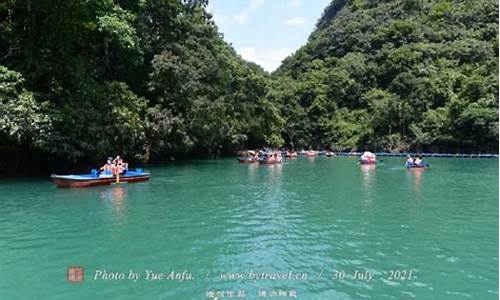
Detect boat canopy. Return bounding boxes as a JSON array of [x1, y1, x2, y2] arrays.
[[361, 151, 376, 159]]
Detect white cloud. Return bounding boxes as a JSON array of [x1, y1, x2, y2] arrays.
[[283, 17, 306, 26], [287, 0, 301, 8], [233, 0, 265, 24], [238, 47, 295, 72]]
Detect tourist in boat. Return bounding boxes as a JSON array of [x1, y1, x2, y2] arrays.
[[325, 150, 335, 157], [112, 155, 121, 166], [286, 149, 297, 157], [112, 155, 129, 175], [405, 154, 416, 167], [99, 157, 114, 173], [306, 149, 317, 157], [269, 151, 282, 163], [120, 157, 129, 173], [275, 151, 282, 163], [414, 156, 422, 166]]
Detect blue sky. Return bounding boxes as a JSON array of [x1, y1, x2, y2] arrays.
[[207, 0, 331, 72]]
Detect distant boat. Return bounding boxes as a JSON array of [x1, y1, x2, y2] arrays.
[[405, 162, 430, 169], [306, 150, 317, 157], [237, 150, 257, 163], [325, 151, 335, 157], [51, 169, 149, 188], [237, 157, 257, 163], [258, 153, 282, 164], [258, 158, 282, 164], [285, 150, 298, 158], [360, 151, 376, 165]]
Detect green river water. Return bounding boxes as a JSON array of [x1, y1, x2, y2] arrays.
[[0, 157, 498, 299]]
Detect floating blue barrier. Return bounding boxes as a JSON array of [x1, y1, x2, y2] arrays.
[[327, 152, 498, 158]]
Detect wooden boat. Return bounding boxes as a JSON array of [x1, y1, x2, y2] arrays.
[[285, 151, 298, 158], [258, 156, 282, 165], [360, 151, 376, 165], [237, 157, 257, 163], [51, 169, 150, 188], [405, 162, 430, 169], [258, 159, 282, 165], [306, 150, 317, 157]]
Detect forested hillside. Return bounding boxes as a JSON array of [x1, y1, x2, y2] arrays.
[[0, 0, 498, 173], [0, 0, 282, 172], [274, 0, 498, 152]]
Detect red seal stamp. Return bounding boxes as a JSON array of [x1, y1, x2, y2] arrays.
[[67, 266, 85, 283]]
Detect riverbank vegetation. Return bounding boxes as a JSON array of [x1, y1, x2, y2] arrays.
[[274, 0, 498, 153], [1, 0, 498, 172]]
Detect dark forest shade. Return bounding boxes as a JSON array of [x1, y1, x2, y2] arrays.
[[0, 0, 498, 172]]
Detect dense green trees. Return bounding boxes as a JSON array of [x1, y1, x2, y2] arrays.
[[275, 0, 498, 152], [0, 66, 52, 151], [0, 0, 498, 172], [0, 0, 281, 171]]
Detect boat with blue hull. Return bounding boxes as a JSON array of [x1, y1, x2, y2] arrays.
[[51, 169, 150, 188]]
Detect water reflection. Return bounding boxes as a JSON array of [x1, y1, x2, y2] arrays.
[[407, 168, 425, 192], [360, 164, 376, 204], [265, 163, 283, 186], [246, 162, 258, 182], [360, 164, 376, 189], [100, 185, 128, 222]]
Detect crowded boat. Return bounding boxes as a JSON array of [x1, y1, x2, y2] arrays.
[[258, 151, 283, 164], [360, 151, 377, 165], [51, 155, 149, 188]]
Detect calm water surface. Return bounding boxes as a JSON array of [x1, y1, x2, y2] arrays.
[[0, 157, 498, 299]]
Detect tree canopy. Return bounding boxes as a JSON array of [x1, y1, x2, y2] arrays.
[[0, 0, 282, 172], [274, 0, 498, 152]]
